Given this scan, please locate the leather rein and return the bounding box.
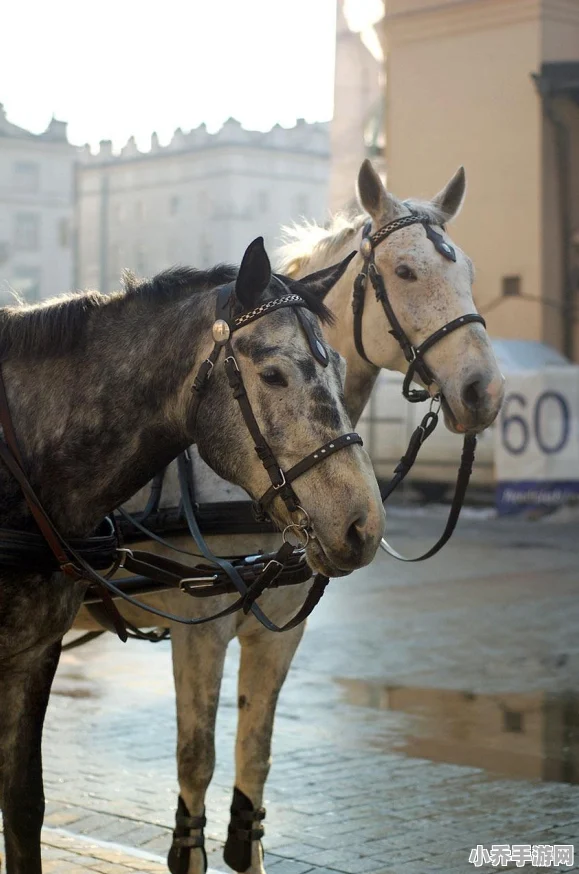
[352,210,487,562]
[0,284,363,640]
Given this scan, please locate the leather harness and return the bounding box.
[352,210,487,561]
[0,214,491,641]
[0,283,363,639]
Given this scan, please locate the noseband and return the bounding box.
[352,211,486,402]
[352,211,486,562]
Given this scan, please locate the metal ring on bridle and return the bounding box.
[282,523,310,548]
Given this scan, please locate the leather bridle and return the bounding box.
[0,283,363,639]
[352,210,487,561]
[195,284,363,526]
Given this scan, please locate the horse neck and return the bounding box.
[0,293,213,535]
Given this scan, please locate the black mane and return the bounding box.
[0,262,333,362]
[123,264,237,303]
[0,265,237,361]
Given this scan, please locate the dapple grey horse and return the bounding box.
[0,237,385,874]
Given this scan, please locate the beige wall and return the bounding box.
[385,0,543,342]
[330,0,384,212]
[384,0,579,358]
[540,2,579,356]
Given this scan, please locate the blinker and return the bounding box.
[424,224,456,262]
[295,307,329,367]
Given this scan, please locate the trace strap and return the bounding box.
[352,211,486,561]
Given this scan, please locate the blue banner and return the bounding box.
[496,481,579,515]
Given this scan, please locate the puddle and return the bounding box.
[336,678,579,784]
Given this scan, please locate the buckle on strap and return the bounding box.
[224,355,240,373]
[192,358,215,393]
[272,469,287,490]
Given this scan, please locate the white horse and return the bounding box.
[72,160,504,874]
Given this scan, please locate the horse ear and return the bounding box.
[295,251,357,301]
[431,166,466,223]
[235,237,272,310]
[357,159,398,223]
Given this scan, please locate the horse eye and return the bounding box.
[395,264,417,281]
[259,367,288,387]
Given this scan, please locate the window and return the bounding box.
[257,190,269,214]
[14,213,40,250]
[169,195,180,216]
[11,266,41,301]
[502,275,521,297]
[502,709,524,733]
[58,218,70,248]
[13,162,39,193]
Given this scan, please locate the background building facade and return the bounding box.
[77,119,330,293]
[383,0,579,360]
[0,104,76,303]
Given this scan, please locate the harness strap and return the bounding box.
[176,451,331,633]
[257,432,363,512]
[400,312,487,403]
[224,346,300,512]
[352,212,487,563]
[380,434,476,561]
[352,272,373,365]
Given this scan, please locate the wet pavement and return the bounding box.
[2,507,579,872]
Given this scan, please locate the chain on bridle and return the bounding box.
[352,210,487,562]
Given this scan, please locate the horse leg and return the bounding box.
[0,641,61,874]
[224,624,305,874]
[169,623,230,874]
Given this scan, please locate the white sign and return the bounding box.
[495,366,579,514]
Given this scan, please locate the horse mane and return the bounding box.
[0,260,333,361]
[0,265,237,361]
[275,196,447,279]
[276,213,367,278]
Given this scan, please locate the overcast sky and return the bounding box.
[1,0,339,149]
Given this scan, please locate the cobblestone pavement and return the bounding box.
[2,508,579,873]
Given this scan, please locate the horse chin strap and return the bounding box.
[352,211,486,562]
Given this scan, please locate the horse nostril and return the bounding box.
[461,375,488,411]
[345,515,366,557]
